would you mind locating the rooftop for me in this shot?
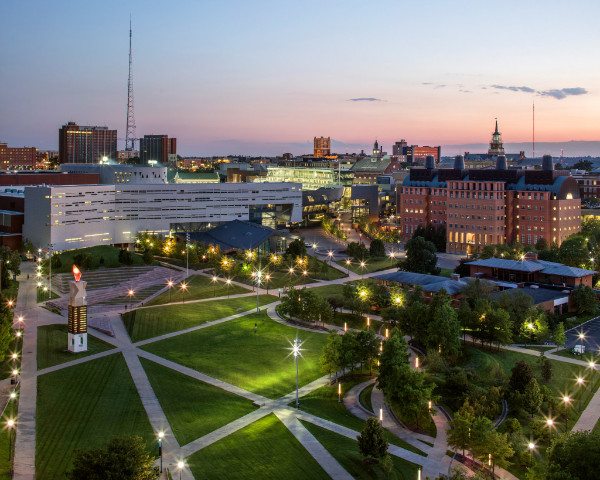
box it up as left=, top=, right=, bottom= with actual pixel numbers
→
left=374, top=271, right=477, bottom=295
left=467, top=257, right=596, bottom=278
left=492, top=286, right=570, bottom=305
left=185, top=220, right=278, bottom=251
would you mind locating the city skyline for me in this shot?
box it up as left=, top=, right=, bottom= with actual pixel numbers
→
left=2, top=0, right=600, bottom=156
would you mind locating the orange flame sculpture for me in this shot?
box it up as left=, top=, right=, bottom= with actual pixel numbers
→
left=72, top=264, right=82, bottom=282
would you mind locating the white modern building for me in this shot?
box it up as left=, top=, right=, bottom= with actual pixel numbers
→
left=60, top=163, right=168, bottom=184
left=23, top=182, right=302, bottom=251
left=253, top=166, right=340, bottom=191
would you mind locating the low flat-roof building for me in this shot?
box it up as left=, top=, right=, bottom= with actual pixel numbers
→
left=466, top=256, right=596, bottom=287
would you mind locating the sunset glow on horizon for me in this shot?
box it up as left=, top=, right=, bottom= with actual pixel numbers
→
left=2, top=0, right=600, bottom=155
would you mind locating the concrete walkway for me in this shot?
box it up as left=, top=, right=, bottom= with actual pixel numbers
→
left=275, top=409, right=353, bottom=480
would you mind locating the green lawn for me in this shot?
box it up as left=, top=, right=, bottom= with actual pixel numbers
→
left=48, top=245, right=144, bottom=273
left=301, top=420, right=419, bottom=480
left=187, top=413, right=329, bottom=480
left=36, top=324, right=116, bottom=370
left=123, top=295, right=276, bottom=342
left=307, top=283, right=347, bottom=299
left=142, top=312, right=328, bottom=399
left=228, top=256, right=346, bottom=290
left=1, top=280, right=19, bottom=303
left=140, top=357, right=257, bottom=445
left=331, top=311, right=369, bottom=330
left=36, top=287, right=60, bottom=303
left=0, top=334, right=22, bottom=380
left=36, top=354, right=154, bottom=479
left=296, top=373, right=425, bottom=455
left=0, top=397, right=17, bottom=479
left=336, top=257, right=398, bottom=274
left=389, top=400, right=437, bottom=438
left=146, top=275, right=251, bottom=306
left=359, top=383, right=374, bottom=413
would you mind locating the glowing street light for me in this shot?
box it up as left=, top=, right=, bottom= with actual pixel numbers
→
left=176, top=459, right=185, bottom=480
left=415, top=356, right=420, bottom=369
left=344, top=258, right=352, bottom=274
left=327, top=250, right=334, bottom=264
left=167, top=279, right=174, bottom=302
left=578, top=331, right=586, bottom=342
left=338, top=382, right=342, bottom=403
left=576, top=375, right=586, bottom=409
left=5, top=417, right=16, bottom=457
left=179, top=282, right=188, bottom=303
left=562, top=394, right=572, bottom=429
left=10, top=353, right=18, bottom=361
left=6, top=299, right=14, bottom=308
left=9, top=391, right=17, bottom=401
left=385, top=328, right=389, bottom=338
left=289, top=337, right=303, bottom=408
left=527, top=441, right=536, bottom=460
left=225, top=278, right=232, bottom=298
left=210, top=275, right=218, bottom=297
left=157, top=431, right=165, bottom=472
left=344, top=322, right=348, bottom=332
left=545, top=417, right=555, bottom=430
left=366, top=316, right=370, bottom=329
left=127, top=289, right=135, bottom=308
left=17, top=315, right=24, bottom=324
left=359, top=260, right=366, bottom=278
left=379, top=408, right=383, bottom=422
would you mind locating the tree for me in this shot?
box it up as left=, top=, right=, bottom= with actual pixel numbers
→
left=520, top=308, right=550, bottom=343
left=559, top=235, right=589, bottom=267
left=573, top=159, right=594, bottom=171
left=286, top=238, right=307, bottom=258
left=413, top=224, right=446, bottom=252
left=447, top=403, right=475, bottom=457
left=386, top=365, right=436, bottom=428
left=67, top=436, right=159, bottom=480
left=401, top=236, right=440, bottom=275
left=545, top=430, right=600, bottom=480
left=522, top=379, right=543, bottom=417
left=369, top=238, right=385, bottom=258
left=321, top=332, right=342, bottom=379
left=509, top=361, right=534, bottom=395
left=355, top=329, right=379, bottom=373
left=495, top=290, right=533, bottom=334
left=535, top=237, right=549, bottom=251
left=484, top=430, right=514, bottom=473
left=119, top=249, right=134, bottom=265
left=377, top=330, right=409, bottom=392
left=426, top=291, right=462, bottom=358
left=50, top=253, right=62, bottom=269
left=469, top=415, right=495, bottom=461
left=357, top=417, right=389, bottom=465
left=347, top=242, right=369, bottom=260
left=553, top=322, right=566, bottom=348
left=481, top=308, right=513, bottom=348
left=540, top=354, right=553, bottom=383
left=73, top=252, right=93, bottom=270
left=142, top=247, right=153, bottom=265
left=571, top=285, right=598, bottom=315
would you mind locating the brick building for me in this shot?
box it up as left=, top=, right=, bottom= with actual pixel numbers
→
left=313, top=137, right=331, bottom=157
left=398, top=154, right=581, bottom=254
left=58, top=122, right=117, bottom=164
left=0, top=143, right=38, bottom=169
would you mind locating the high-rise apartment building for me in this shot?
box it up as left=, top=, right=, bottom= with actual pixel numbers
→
left=139, top=135, right=177, bottom=164
left=0, top=143, right=38, bottom=169
left=313, top=137, right=331, bottom=157
left=58, top=122, right=117, bottom=164
left=398, top=155, right=581, bottom=254
left=392, top=140, right=408, bottom=156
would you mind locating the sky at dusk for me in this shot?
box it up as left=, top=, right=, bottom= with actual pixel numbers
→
left=2, top=0, right=600, bottom=156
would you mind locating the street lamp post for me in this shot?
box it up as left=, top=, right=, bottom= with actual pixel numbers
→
left=345, top=258, right=351, bottom=275
left=6, top=418, right=16, bottom=462
left=254, top=270, right=262, bottom=312
left=127, top=289, right=134, bottom=308
left=562, top=395, right=572, bottom=430
left=226, top=278, right=232, bottom=298
left=576, top=376, right=586, bottom=410
left=291, top=338, right=302, bottom=408
left=177, top=460, right=185, bottom=480
left=211, top=276, right=218, bottom=297
left=167, top=279, right=174, bottom=303
left=180, top=282, right=188, bottom=303
left=527, top=442, right=536, bottom=461
left=157, top=431, right=164, bottom=472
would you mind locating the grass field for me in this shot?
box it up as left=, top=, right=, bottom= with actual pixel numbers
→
left=142, top=311, right=329, bottom=399
left=307, top=283, right=347, bottom=299
left=0, top=397, right=17, bottom=479
left=228, top=256, right=346, bottom=290
left=37, top=325, right=115, bottom=370
left=36, top=354, right=154, bottom=479
left=48, top=245, right=144, bottom=273
left=296, top=373, right=425, bottom=455
left=36, top=287, right=60, bottom=303
left=330, top=311, right=368, bottom=330
left=359, top=383, right=374, bottom=413
left=146, top=275, right=250, bottom=306
left=123, top=294, right=276, bottom=342
left=187, top=414, right=329, bottom=480
left=336, top=257, right=398, bottom=274
left=301, top=420, right=419, bottom=480
left=140, top=358, right=257, bottom=445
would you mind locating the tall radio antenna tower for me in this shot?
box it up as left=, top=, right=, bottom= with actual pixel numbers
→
left=125, top=16, right=136, bottom=151
left=532, top=100, right=535, bottom=159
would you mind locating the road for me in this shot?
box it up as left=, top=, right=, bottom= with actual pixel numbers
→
left=565, top=316, right=600, bottom=352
